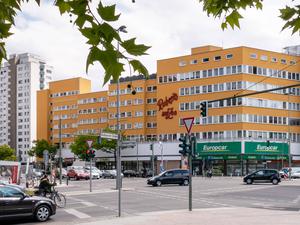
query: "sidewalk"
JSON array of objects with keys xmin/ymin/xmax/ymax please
[{"xmin": 78, "ymin": 207, "xmax": 300, "ymax": 225}]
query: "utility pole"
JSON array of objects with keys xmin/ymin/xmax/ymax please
[{"xmin": 59, "ymin": 117, "xmax": 62, "ymax": 185}]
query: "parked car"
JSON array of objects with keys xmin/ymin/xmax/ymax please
[
  {"xmin": 291, "ymin": 170, "xmax": 300, "ymax": 179},
  {"xmin": 85, "ymin": 167, "xmax": 103, "ymax": 177},
  {"xmin": 243, "ymin": 169, "xmax": 281, "ymax": 185},
  {"xmin": 84, "ymin": 169, "xmax": 100, "ymax": 179},
  {"xmin": 123, "ymin": 170, "xmax": 137, "ymax": 177},
  {"xmin": 102, "ymin": 170, "xmax": 124, "ymax": 179},
  {"xmin": 67, "ymin": 169, "xmax": 90, "ymax": 180},
  {"xmin": 147, "ymin": 169, "xmax": 189, "ymax": 187},
  {"xmin": 0, "ymin": 185, "xmax": 56, "ymax": 222}
]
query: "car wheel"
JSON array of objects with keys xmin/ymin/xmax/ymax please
[
  {"xmin": 156, "ymin": 180, "xmax": 162, "ymax": 186},
  {"xmin": 35, "ymin": 205, "xmax": 51, "ymax": 222},
  {"xmin": 246, "ymin": 178, "xmax": 253, "ymax": 184},
  {"xmin": 272, "ymin": 179, "xmax": 279, "ymax": 185},
  {"xmin": 183, "ymin": 179, "xmax": 189, "ymax": 186}
]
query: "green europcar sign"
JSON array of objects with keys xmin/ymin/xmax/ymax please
[
  {"xmin": 196, "ymin": 142, "xmax": 241, "ymax": 156},
  {"xmin": 244, "ymin": 142, "xmax": 288, "ymax": 155}
]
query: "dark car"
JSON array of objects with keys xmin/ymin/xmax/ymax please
[
  {"xmin": 0, "ymin": 185, "xmax": 56, "ymax": 222},
  {"xmin": 147, "ymin": 169, "xmax": 189, "ymax": 186},
  {"xmin": 243, "ymin": 169, "xmax": 281, "ymax": 185},
  {"xmin": 123, "ymin": 170, "xmax": 137, "ymax": 177}
]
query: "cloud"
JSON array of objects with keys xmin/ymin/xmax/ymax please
[{"xmin": 6, "ymin": 0, "xmax": 300, "ymax": 91}]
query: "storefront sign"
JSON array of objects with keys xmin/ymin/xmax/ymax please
[
  {"xmin": 244, "ymin": 142, "xmax": 288, "ymax": 155},
  {"xmin": 157, "ymin": 93, "xmax": 178, "ymax": 119},
  {"xmin": 197, "ymin": 155, "xmax": 241, "ymax": 160},
  {"xmin": 243, "ymin": 155, "xmax": 289, "ymax": 160},
  {"xmin": 196, "ymin": 142, "xmax": 242, "ymax": 156}
]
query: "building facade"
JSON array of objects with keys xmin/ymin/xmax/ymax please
[
  {"xmin": 37, "ymin": 45, "xmax": 300, "ymax": 175},
  {"xmin": 0, "ymin": 53, "xmax": 53, "ymax": 162}
]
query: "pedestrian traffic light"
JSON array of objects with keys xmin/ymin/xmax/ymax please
[
  {"xmin": 179, "ymin": 136, "xmax": 191, "ymax": 156},
  {"xmin": 200, "ymin": 101, "xmax": 208, "ymax": 117}
]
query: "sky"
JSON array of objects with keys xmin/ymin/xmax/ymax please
[{"xmin": 6, "ymin": 0, "xmax": 300, "ymax": 91}]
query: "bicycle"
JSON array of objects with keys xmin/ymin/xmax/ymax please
[{"xmin": 43, "ymin": 185, "xmax": 66, "ymax": 208}]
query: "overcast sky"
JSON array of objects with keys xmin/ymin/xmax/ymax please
[{"xmin": 6, "ymin": 0, "xmax": 300, "ymax": 91}]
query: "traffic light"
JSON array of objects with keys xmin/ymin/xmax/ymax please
[
  {"xmin": 200, "ymin": 101, "xmax": 208, "ymax": 117},
  {"xmin": 86, "ymin": 149, "xmax": 90, "ymax": 161},
  {"xmin": 150, "ymin": 143, "xmax": 153, "ymax": 151},
  {"xmin": 90, "ymin": 149, "xmax": 95, "ymax": 158},
  {"xmin": 179, "ymin": 136, "xmax": 191, "ymax": 156}
]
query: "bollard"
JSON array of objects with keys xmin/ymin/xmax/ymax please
[{"xmin": 66, "ymin": 176, "xmax": 69, "ymax": 186}]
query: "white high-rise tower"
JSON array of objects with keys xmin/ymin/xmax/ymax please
[{"xmin": 0, "ymin": 53, "xmax": 53, "ymax": 162}]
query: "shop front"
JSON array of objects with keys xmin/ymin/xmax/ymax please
[
  {"xmin": 195, "ymin": 141, "xmax": 289, "ymax": 176},
  {"xmin": 243, "ymin": 142, "xmax": 289, "ymax": 174},
  {"xmin": 195, "ymin": 142, "xmax": 242, "ymax": 176}
]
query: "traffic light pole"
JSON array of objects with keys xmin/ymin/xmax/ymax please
[
  {"xmin": 89, "ymin": 158, "xmax": 92, "ymax": 192},
  {"xmin": 188, "ymin": 134, "xmax": 193, "ymax": 211}
]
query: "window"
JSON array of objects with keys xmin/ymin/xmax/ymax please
[
  {"xmin": 214, "ymin": 56, "xmax": 221, "ymax": 61},
  {"xmin": 281, "ymin": 59, "xmax": 287, "ymax": 64},
  {"xmin": 190, "ymin": 59, "xmax": 198, "ymax": 64},
  {"xmin": 226, "ymin": 54, "xmax": 233, "ymax": 59},
  {"xmin": 179, "ymin": 61, "xmax": 186, "ymax": 66},
  {"xmin": 250, "ymin": 53, "xmax": 257, "ymax": 59},
  {"xmin": 271, "ymin": 57, "xmax": 277, "ymax": 62},
  {"xmin": 260, "ymin": 55, "xmax": 268, "ymax": 61},
  {"xmin": 1, "ymin": 187, "xmax": 24, "ymax": 198},
  {"xmin": 202, "ymin": 58, "xmax": 209, "ymax": 63}
]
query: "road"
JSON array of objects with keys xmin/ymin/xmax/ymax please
[{"xmin": 3, "ymin": 177, "xmax": 300, "ymax": 224}]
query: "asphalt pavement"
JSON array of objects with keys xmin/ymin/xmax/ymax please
[{"xmin": 3, "ymin": 177, "xmax": 300, "ymax": 225}]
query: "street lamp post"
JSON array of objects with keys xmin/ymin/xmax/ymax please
[
  {"xmin": 116, "ymin": 25, "xmax": 127, "ymax": 217},
  {"xmin": 285, "ymin": 90, "xmax": 293, "ymax": 180},
  {"xmin": 159, "ymin": 141, "xmax": 164, "ymax": 172}
]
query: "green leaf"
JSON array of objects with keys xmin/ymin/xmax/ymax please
[
  {"xmin": 79, "ymin": 27, "xmax": 100, "ymax": 46},
  {"xmin": 97, "ymin": 1, "xmax": 120, "ymax": 22},
  {"xmin": 225, "ymin": 10, "xmax": 243, "ymax": 29},
  {"xmin": 121, "ymin": 38, "xmax": 151, "ymax": 56},
  {"xmin": 291, "ymin": 18, "xmax": 300, "ymax": 34},
  {"xmin": 98, "ymin": 22, "xmax": 121, "ymax": 43},
  {"xmin": 130, "ymin": 60, "xmax": 149, "ymax": 77},
  {"xmin": 55, "ymin": 0, "xmax": 71, "ymax": 14},
  {"xmin": 279, "ymin": 7, "xmax": 296, "ymax": 21}
]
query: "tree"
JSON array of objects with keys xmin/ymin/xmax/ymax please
[
  {"xmin": 70, "ymin": 134, "xmax": 99, "ymax": 160},
  {"xmin": 0, "ymin": 0, "xmax": 150, "ymax": 85},
  {"xmin": 70, "ymin": 128, "xmax": 118, "ymax": 162},
  {"xmin": 199, "ymin": 0, "xmax": 300, "ymax": 34},
  {"xmin": 30, "ymin": 139, "xmax": 57, "ymax": 158},
  {"xmin": 0, "ymin": 145, "xmax": 16, "ymax": 161}
]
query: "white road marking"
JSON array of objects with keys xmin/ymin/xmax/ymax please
[
  {"xmin": 292, "ymin": 195, "xmax": 300, "ymax": 204},
  {"xmin": 81, "ymin": 201, "xmax": 97, "ymax": 207},
  {"xmin": 64, "ymin": 209, "xmax": 91, "ymax": 219}
]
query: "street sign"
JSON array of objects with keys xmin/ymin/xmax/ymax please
[
  {"xmin": 101, "ymin": 132, "xmax": 118, "ymax": 140},
  {"xmin": 183, "ymin": 117, "xmax": 194, "ymax": 134},
  {"xmin": 121, "ymin": 141, "xmax": 136, "ymax": 148},
  {"xmin": 86, "ymin": 140, "xmax": 93, "ymax": 148}
]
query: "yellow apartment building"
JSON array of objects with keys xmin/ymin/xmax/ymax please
[{"xmin": 37, "ymin": 45, "xmax": 300, "ymax": 175}]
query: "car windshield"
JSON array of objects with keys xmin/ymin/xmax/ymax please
[{"xmin": 76, "ymin": 170, "xmax": 85, "ymax": 173}]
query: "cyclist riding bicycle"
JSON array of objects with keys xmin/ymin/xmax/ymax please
[{"xmin": 38, "ymin": 173, "xmax": 56, "ymax": 197}]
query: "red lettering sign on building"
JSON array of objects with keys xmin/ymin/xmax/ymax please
[{"xmin": 157, "ymin": 93, "xmax": 178, "ymax": 119}]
